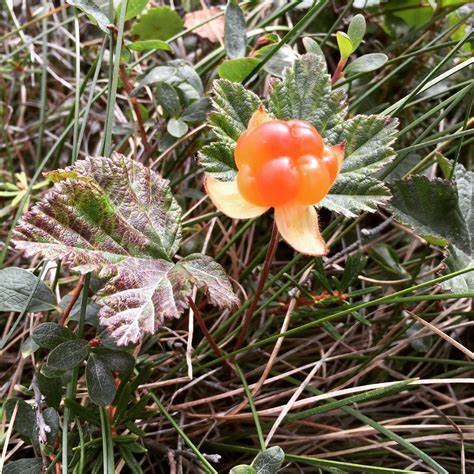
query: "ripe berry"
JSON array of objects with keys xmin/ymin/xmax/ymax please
[{"xmin": 235, "ymin": 118, "xmax": 338, "ymax": 207}]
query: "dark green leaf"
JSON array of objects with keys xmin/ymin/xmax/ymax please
[
  {"xmin": 218, "ymin": 57, "xmax": 260, "ymax": 82},
  {"xmin": 0, "ymin": 267, "xmax": 55, "ymax": 313},
  {"xmin": 340, "ymin": 253, "xmax": 367, "ymax": 290},
  {"xmin": 94, "ymin": 348, "xmax": 135, "ymax": 374},
  {"xmin": 345, "ymin": 53, "xmax": 388, "ymax": 75},
  {"xmin": 4, "ymin": 458, "xmax": 43, "ymax": 474},
  {"xmin": 224, "ymin": 0, "xmax": 247, "ymax": 59},
  {"xmin": 60, "ymin": 295, "xmax": 100, "ymax": 327},
  {"xmin": 47, "ymin": 339, "xmax": 89, "ymax": 370},
  {"xmin": 198, "ymin": 141, "xmax": 237, "ymax": 180},
  {"xmin": 209, "ymin": 79, "xmax": 261, "ymax": 142},
  {"xmin": 388, "ymin": 176, "xmax": 470, "ymax": 251},
  {"xmin": 86, "ymin": 354, "xmax": 117, "ymax": 406},
  {"xmin": 269, "ymin": 53, "xmax": 346, "ymax": 136},
  {"xmin": 4, "ymin": 398, "xmax": 36, "ymax": 438},
  {"xmin": 37, "ymin": 371, "xmax": 62, "ymax": 409},
  {"xmin": 66, "ymin": 0, "xmax": 110, "ymax": 33},
  {"xmin": 43, "ymin": 407, "xmax": 60, "ymax": 445},
  {"xmin": 131, "ymin": 7, "xmax": 183, "ymax": 40},
  {"xmin": 156, "ymin": 82, "xmax": 182, "ymax": 117},
  {"xmin": 320, "ymin": 175, "xmax": 391, "ymax": 218},
  {"xmin": 252, "ymin": 446, "xmax": 285, "ymax": 474},
  {"xmin": 182, "ymin": 98, "xmax": 211, "ymax": 123},
  {"xmin": 32, "ymin": 322, "xmax": 75, "ymax": 349}
]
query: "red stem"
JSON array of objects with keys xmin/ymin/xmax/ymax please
[
  {"xmin": 232, "ymin": 221, "xmax": 279, "ymax": 353},
  {"xmin": 331, "ymin": 57, "xmax": 347, "ymax": 85},
  {"xmin": 59, "ymin": 275, "xmax": 86, "ymax": 326}
]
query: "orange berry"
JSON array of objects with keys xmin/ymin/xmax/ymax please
[
  {"xmin": 295, "ymin": 155, "xmax": 331, "ymax": 205},
  {"xmin": 287, "ymin": 120, "xmax": 324, "ymax": 158}
]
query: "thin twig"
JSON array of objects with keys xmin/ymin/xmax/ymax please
[{"xmin": 59, "ymin": 274, "xmax": 86, "ymax": 326}]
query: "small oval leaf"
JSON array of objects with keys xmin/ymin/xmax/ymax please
[
  {"xmin": 167, "ymin": 118, "xmax": 189, "ymax": 138},
  {"xmin": 224, "ymin": 0, "xmax": 247, "ymax": 59},
  {"xmin": 251, "ymin": 446, "xmax": 285, "ymax": 474},
  {"xmin": 86, "ymin": 355, "xmax": 117, "ymax": 406},
  {"xmin": 32, "ymin": 322, "xmax": 75, "ymax": 349},
  {"xmin": 218, "ymin": 57, "xmax": 260, "ymax": 82},
  {"xmin": 47, "ymin": 339, "xmax": 89, "ymax": 370},
  {"xmin": 347, "ymin": 13, "xmax": 366, "ymax": 50},
  {"xmin": 131, "ymin": 7, "xmax": 183, "ymax": 41},
  {"xmin": 336, "ymin": 31, "xmax": 354, "ymax": 59},
  {"xmin": 345, "ymin": 53, "xmax": 388, "ymax": 75}
]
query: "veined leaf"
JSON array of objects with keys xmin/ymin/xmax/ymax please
[
  {"xmin": 66, "ymin": 0, "xmax": 110, "ymax": 33},
  {"xmin": 269, "ymin": 53, "xmax": 346, "ymax": 136},
  {"xmin": 251, "ymin": 446, "xmax": 285, "ymax": 473},
  {"xmin": 13, "ymin": 155, "xmax": 237, "ymax": 345},
  {"xmin": 319, "ymin": 175, "xmax": 391, "ymax": 218},
  {"xmin": 388, "ymin": 175, "xmax": 470, "ymax": 251},
  {"xmin": 209, "ymin": 79, "xmax": 262, "ymax": 142},
  {"xmin": 198, "ymin": 141, "xmax": 237, "ymax": 180}
]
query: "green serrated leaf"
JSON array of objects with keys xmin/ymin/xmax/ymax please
[
  {"xmin": 32, "ymin": 322, "xmax": 75, "ymax": 349},
  {"xmin": 336, "ymin": 31, "xmax": 354, "ymax": 59},
  {"xmin": 47, "ymin": 339, "xmax": 89, "ymax": 370},
  {"xmin": 388, "ymin": 176, "xmax": 470, "ymax": 250},
  {"xmin": 86, "ymin": 354, "xmax": 116, "ymax": 406},
  {"xmin": 320, "ymin": 175, "xmax": 391, "ymax": 218},
  {"xmin": 4, "ymin": 458, "xmax": 43, "ymax": 474},
  {"xmin": 218, "ymin": 57, "xmax": 260, "ymax": 83},
  {"xmin": 224, "ymin": 0, "xmax": 247, "ymax": 59},
  {"xmin": 269, "ymin": 53, "xmax": 346, "ymax": 136},
  {"xmin": 66, "ymin": 0, "xmax": 110, "ymax": 33},
  {"xmin": 345, "ymin": 53, "xmax": 388, "ymax": 75},
  {"xmin": 441, "ymin": 164, "xmax": 473, "ymax": 292},
  {"xmin": 131, "ymin": 7, "xmax": 183, "ymax": 41},
  {"xmin": 347, "ymin": 14, "xmax": 366, "ymax": 51},
  {"xmin": 129, "ymin": 39, "xmax": 171, "ymax": 51},
  {"xmin": 14, "ymin": 155, "xmax": 237, "ymax": 346},
  {"xmin": 0, "ymin": 267, "xmax": 56, "ymax": 313},
  {"xmin": 251, "ymin": 446, "xmax": 285, "ymax": 474},
  {"xmin": 198, "ymin": 141, "xmax": 237, "ymax": 180},
  {"xmin": 210, "ymin": 79, "xmax": 261, "ymax": 142},
  {"xmin": 167, "ymin": 118, "xmax": 189, "ymax": 137}
]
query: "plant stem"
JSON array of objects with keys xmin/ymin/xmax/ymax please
[
  {"xmin": 59, "ymin": 274, "xmax": 86, "ymax": 326},
  {"xmin": 62, "ymin": 274, "xmax": 90, "ymax": 473},
  {"xmin": 233, "ymin": 220, "xmax": 279, "ymax": 353},
  {"xmin": 331, "ymin": 57, "xmax": 346, "ymax": 84},
  {"xmin": 188, "ymin": 297, "xmax": 232, "ymax": 372},
  {"xmin": 99, "ymin": 407, "xmax": 115, "ymax": 474}
]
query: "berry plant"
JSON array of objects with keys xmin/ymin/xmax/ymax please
[{"xmin": 0, "ymin": 1, "xmax": 472, "ymax": 473}]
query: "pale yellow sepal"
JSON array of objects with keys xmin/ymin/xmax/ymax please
[
  {"xmin": 274, "ymin": 204, "xmax": 328, "ymax": 256},
  {"xmin": 205, "ymin": 176, "xmax": 269, "ymax": 219}
]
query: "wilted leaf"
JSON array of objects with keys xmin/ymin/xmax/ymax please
[
  {"xmin": 184, "ymin": 7, "xmax": 224, "ymax": 43},
  {"xmin": 86, "ymin": 354, "xmax": 116, "ymax": 406},
  {"xmin": 14, "ymin": 155, "xmax": 237, "ymax": 345},
  {"xmin": 32, "ymin": 322, "xmax": 75, "ymax": 349},
  {"xmin": 224, "ymin": 0, "xmax": 247, "ymax": 59},
  {"xmin": 47, "ymin": 339, "xmax": 89, "ymax": 370},
  {"xmin": 0, "ymin": 267, "xmax": 55, "ymax": 313},
  {"xmin": 345, "ymin": 53, "xmax": 388, "ymax": 75},
  {"xmin": 251, "ymin": 446, "xmax": 285, "ymax": 474},
  {"xmin": 218, "ymin": 57, "xmax": 260, "ymax": 82},
  {"xmin": 131, "ymin": 7, "xmax": 183, "ymax": 41},
  {"xmin": 269, "ymin": 53, "xmax": 346, "ymax": 136},
  {"xmin": 66, "ymin": 0, "xmax": 110, "ymax": 33}
]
